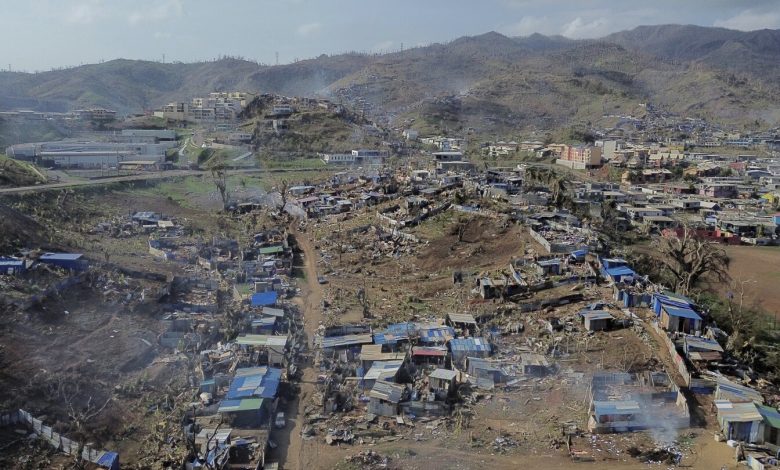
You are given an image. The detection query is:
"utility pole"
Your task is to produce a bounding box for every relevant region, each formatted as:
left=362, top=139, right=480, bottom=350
left=162, top=53, right=166, bottom=63
left=275, top=52, right=279, bottom=66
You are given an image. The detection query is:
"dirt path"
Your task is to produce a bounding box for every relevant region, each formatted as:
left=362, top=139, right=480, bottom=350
left=280, top=224, right=324, bottom=470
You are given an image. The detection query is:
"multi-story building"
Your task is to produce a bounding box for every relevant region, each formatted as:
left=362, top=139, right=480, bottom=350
left=556, top=145, right=602, bottom=169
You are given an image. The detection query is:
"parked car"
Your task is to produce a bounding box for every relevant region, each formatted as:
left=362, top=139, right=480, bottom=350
left=317, top=275, right=328, bottom=284
left=274, top=412, right=286, bottom=429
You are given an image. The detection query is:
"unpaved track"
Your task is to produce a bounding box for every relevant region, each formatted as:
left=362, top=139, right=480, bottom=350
left=282, top=224, right=323, bottom=470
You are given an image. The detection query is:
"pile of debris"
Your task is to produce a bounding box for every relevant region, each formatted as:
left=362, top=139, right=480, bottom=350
left=626, top=445, right=682, bottom=465
left=345, top=450, right=390, bottom=469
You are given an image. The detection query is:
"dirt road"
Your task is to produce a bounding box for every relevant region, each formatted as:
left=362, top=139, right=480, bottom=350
left=279, top=224, right=324, bottom=470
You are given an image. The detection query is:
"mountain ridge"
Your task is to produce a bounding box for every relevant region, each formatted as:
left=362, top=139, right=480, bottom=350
left=1, top=24, right=779, bottom=133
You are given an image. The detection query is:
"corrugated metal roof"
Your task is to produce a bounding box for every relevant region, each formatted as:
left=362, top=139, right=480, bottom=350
left=368, top=381, right=405, bottom=403
left=40, top=252, right=83, bottom=261
left=757, top=404, right=780, bottom=429
left=593, top=400, right=641, bottom=416
left=218, top=398, right=265, bottom=413
left=235, top=334, right=288, bottom=347
left=684, top=335, right=724, bottom=353
left=716, top=379, right=763, bottom=404
left=429, top=368, right=458, bottom=381
left=363, top=360, right=404, bottom=380
left=449, top=337, right=491, bottom=352
left=662, top=304, right=701, bottom=321
left=262, top=307, right=285, bottom=318
left=257, top=246, right=284, bottom=255
left=411, top=346, right=447, bottom=357
left=520, top=353, right=549, bottom=367
left=418, top=326, right=456, bottom=344
left=715, top=400, right=762, bottom=422
left=579, top=310, right=614, bottom=321
left=447, top=313, right=477, bottom=324
left=320, top=333, right=374, bottom=349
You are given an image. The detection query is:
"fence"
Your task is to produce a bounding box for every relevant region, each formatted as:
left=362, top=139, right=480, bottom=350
left=0, top=409, right=119, bottom=470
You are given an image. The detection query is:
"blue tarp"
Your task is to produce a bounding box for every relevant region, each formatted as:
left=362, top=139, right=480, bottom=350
left=662, top=304, right=702, bottom=321
left=449, top=337, right=491, bottom=353
left=226, top=367, right=281, bottom=399
left=251, top=291, right=278, bottom=307
left=96, top=451, right=120, bottom=470
left=418, top=326, right=455, bottom=344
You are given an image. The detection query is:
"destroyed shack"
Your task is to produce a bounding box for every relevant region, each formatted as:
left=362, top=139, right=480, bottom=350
left=588, top=372, right=689, bottom=434
left=361, top=359, right=406, bottom=390
left=446, top=313, right=479, bottom=336
left=449, top=337, right=492, bottom=369
left=410, top=346, right=447, bottom=367
left=428, top=368, right=458, bottom=399
left=579, top=310, right=615, bottom=332
left=519, top=353, right=551, bottom=377
left=234, top=334, right=289, bottom=367
left=367, top=381, right=407, bottom=417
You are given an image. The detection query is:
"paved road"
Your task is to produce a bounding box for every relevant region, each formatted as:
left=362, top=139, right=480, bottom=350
left=0, top=167, right=326, bottom=195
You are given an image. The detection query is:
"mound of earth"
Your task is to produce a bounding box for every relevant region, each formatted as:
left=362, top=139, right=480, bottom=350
left=0, top=203, right=48, bottom=252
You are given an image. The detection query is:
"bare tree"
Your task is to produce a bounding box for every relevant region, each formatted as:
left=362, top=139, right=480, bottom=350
left=47, top=378, right=112, bottom=469
left=723, top=278, right=760, bottom=357
left=207, top=156, right=230, bottom=211
left=654, top=226, right=729, bottom=295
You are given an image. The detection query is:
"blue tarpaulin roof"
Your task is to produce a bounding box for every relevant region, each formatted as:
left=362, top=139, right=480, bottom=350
left=226, top=367, right=281, bottom=399
left=571, top=248, right=589, bottom=258
left=96, top=451, right=120, bottom=470
left=604, top=266, right=636, bottom=278
left=662, top=304, right=702, bottom=321
left=419, top=326, right=456, bottom=344
left=449, top=337, right=491, bottom=353
left=251, top=291, right=278, bottom=307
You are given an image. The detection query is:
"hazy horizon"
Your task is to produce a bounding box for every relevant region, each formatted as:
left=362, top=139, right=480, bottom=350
left=1, top=0, right=779, bottom=72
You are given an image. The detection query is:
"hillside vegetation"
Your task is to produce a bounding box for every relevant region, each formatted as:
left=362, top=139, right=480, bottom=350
left=1, top=26, right=779, bottom=133
left=239, top=96, right=386, bottom=161
left=0, top=154, right=48, bottom=187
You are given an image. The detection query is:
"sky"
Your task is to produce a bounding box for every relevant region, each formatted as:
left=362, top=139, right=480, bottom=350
left=1, top=0, right=779, bottom=71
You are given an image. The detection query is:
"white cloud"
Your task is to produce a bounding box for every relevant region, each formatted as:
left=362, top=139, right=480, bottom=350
left=65, top=1, right=105, bottom=24
left=128, top=0, right=183, bottom=25
left=714, top=9, right=780, bottom=31
left=296, top=22, right=322, bottom=37
left=561, top=17, right=608, bottom=38
left=500, top=16, right=552, bottom=36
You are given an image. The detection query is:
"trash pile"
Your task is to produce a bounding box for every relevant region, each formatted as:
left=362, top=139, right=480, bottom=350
left=345, top=450, right=390, bottom=469
left=626, top=445, right=683, bottom=465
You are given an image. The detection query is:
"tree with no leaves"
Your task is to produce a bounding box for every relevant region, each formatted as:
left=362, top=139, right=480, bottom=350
left=653, top=226, right=729, bottom=296
left=207, top=155, right=230, bottom=211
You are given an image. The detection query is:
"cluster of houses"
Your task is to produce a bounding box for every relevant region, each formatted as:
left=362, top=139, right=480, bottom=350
left=313, top=312, right=557, bottom=420
left=147, top=221, right=301, bottom=470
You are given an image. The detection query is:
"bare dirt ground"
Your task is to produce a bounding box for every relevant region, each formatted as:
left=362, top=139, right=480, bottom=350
left=720, top=245, right=780, bottom=316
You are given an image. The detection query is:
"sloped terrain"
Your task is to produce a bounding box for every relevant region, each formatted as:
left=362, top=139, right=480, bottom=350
left=1, top=26, right=779, bottom=132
